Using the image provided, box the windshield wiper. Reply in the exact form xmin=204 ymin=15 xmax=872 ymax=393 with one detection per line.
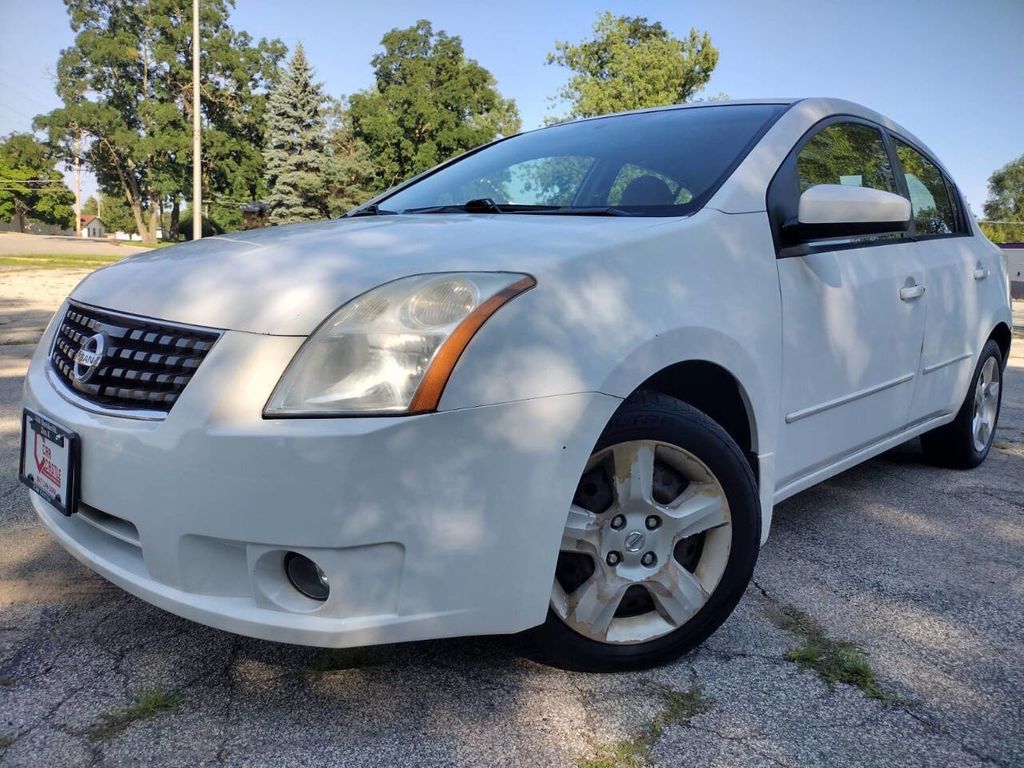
xmin=403 ymin=198 xmax=505 ymax=214
xmin=398 ymin=201 xmax=635 ymax=217
xmin=347 ymin=203 xmax=398 ymax=217
xmin=520 ymin=206 xmax=634 ymax=217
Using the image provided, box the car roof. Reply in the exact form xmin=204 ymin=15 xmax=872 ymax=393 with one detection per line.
xmin=532 ymin=99 xmax=797 ymax=128
xmin=541 ymin=98 xmax=910 ymax=138
xmin=535 ymin=98 xmax=942 ymax=177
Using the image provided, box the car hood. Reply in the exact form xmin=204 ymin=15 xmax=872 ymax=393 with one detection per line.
xmin=70 ymin=214 xmax=668 ymax=335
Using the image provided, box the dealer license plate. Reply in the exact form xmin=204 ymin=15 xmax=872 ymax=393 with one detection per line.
xmin=19 ymin=409 xmax=79 ymax=516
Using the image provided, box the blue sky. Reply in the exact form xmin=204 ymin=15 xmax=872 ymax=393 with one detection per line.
xmin=1 ymin=0 xmax=1021 ymax=213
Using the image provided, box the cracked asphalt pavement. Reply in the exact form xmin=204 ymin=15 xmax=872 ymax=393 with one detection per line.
xmin=1 ymin=271 xmax=1022 ymax=767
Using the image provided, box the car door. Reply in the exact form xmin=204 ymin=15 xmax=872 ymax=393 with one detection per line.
xmin=891 ymin=138 xmax=978 ymax=423
xmin=769 ymin=119 xmax=928 ymax=488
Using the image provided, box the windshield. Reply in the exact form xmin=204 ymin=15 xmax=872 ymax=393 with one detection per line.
xmin=375 ymin=104 xmax=787 ymax=217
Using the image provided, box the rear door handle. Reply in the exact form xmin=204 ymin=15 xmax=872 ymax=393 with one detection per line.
xmin=899 ymin=283 xmax=925 ymax=301
xmin=974 ymin=267 xmax=989 ymax=280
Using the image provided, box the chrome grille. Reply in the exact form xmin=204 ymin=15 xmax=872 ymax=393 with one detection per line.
xmin=50 ymin=302 xmax=220 ymax=414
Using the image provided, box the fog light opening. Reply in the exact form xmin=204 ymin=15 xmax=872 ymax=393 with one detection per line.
xmin=284 ymin=552 xmax=330 ymax=601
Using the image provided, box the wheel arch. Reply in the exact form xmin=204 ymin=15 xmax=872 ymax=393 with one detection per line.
xmin=989 ymin=322 xmax=1011 ymax=369
xmin=634 ymin=360 xmax=759 ymax=479
xmin=593 ymin=323 xmax=780 ymax=544
xmin=597 ymin=327 xmax=772 ymax=459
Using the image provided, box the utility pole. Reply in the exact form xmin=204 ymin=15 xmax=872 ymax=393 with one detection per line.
xmin=74 ymin=132 xmax=81 ymax=237
xmin=192 ymin=0 xmax=202 ymax=240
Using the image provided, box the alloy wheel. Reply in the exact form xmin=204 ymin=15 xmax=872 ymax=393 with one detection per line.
xmin=972 ymin=356 xmax=1001 ymax=452
xmin=550 ymin=440 xmax=732 ymax=645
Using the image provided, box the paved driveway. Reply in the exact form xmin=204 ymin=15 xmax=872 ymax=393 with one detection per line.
xmin=0 ymin=272 xmax=1021 ymax=767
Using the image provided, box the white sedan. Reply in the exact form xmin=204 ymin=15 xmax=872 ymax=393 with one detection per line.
xmin=21 ymin=98 xmax=1012 ymax=670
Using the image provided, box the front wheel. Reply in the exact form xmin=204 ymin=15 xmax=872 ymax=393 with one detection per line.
xmin=921 ymin=340 xmax=1004 ymax=469
xmin=529 ymin=392 xmax=760 ymax=671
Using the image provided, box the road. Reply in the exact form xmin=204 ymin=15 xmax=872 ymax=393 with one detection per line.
xmin=0 ymin=270 xmax=1021 ymax=767
xmin=0 ymin=232 xmax=150 ymax=258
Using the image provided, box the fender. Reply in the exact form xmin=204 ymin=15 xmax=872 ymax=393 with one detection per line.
xmin=598 ymin=328 xmax=769 ymax=455
xmin=598 ymin=329 xmax=778 ymax=542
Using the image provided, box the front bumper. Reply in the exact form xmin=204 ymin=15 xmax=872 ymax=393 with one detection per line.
xmin=24 ymin=316 xmax=620 ymax=647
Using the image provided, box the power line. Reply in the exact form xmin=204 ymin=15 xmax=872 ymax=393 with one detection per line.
xmin=0 ymin=101 xmax=37 ymax=123
xmin=0 ymin=65 xmax=59 ymax=109
xmin=0 ymin=86 xmax=55 ymax=116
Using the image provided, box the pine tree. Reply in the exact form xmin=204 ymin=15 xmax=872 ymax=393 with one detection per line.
xmin=325 ymin=102 xmax=375 ymax=216
xmin=263 ymin=44 xmax=331 ymax=224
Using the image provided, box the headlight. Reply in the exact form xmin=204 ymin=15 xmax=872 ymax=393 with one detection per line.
xmin=264 ymin=272 xmax=535 ymax=416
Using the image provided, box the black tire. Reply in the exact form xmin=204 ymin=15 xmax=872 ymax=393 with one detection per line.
xmin=529 ymin=391 xmax=760 ymax=672
xmin=920 ymin=339 xmax=1004 ymax=469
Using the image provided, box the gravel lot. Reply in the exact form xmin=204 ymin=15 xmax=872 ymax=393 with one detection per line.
xmin=0 ymin=269 xmax=1022 ymax=767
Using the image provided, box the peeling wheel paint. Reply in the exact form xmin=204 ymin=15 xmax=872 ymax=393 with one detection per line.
xmin=552 ymin=440 xmax=731 ymax=646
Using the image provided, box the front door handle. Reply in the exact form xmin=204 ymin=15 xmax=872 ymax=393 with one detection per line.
xmin=974 ymin=267 xmax=989 ymax=280
xmin=899 ymin=283 xmax=925 ymax=301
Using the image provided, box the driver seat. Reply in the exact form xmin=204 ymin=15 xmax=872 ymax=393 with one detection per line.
xmin=619 ymin=175 xmax=676 ymax=206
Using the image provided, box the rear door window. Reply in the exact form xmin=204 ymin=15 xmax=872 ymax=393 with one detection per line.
xmin=893 ymin=140 xmax=958 ymax=236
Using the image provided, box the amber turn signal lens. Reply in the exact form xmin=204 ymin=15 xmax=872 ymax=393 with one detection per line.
xmin=408 ymin=275 xmax=536 ymax=413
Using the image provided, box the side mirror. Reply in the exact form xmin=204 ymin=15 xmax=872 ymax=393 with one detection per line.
xmin=782 ymin=184 xmax=911 ymax=246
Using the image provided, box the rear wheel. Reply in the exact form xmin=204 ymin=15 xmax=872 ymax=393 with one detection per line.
xmin=530 ymin=392 xmax=760 ymax=671
xmin=921 ymin=340 xmax=1003 ymax=469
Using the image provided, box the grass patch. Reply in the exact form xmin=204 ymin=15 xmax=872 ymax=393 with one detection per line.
xmin=580 ymin=738 xmax=647 ymax=768
xmin=580 ymin=686 xmax=711 ymax=768
xmin=0 ymin=734 xmax=12 ymax=749
xmin=0 ymin=253 xmax=126 ymax=270
xmin=658 ymin=687 xmax=712 ymax=727
xmin=85 ymin=686 xmax=184 ymax=741
xmin=767 ymin=603 xmax=895 ymax=702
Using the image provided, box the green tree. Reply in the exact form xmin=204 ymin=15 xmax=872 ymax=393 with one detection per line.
xmin=263 ymin=44 xmax=332 ymax=224
xmin=981 ymin=154 xmax=1024 ymax=243
xmin=349 ymin=20 xmax=520 ymax=191
xmin=36 ymin=0 xmax=284 ymax=244
xmin=325 ymin=102 xmax=375 ymax=215
xmin=546 ymin=12 xmax=719 ymax=120
xmin=980 ymin=220 xmax=1024 ymax=243
xmin=0 ymin=133 xmax=75 ymax=232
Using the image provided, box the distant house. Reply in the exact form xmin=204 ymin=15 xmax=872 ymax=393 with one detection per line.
xmin=80 ymin=215 xmax=106 ymax=238
xmin=1001 ymin=243 xmax=1024 ymax=299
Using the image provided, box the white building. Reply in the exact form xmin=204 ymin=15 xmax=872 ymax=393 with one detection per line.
xmin=1001 ymin=243 xmax=1024 ymax=299
xmin=80 ymin=215 xmax=106 ymax=238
